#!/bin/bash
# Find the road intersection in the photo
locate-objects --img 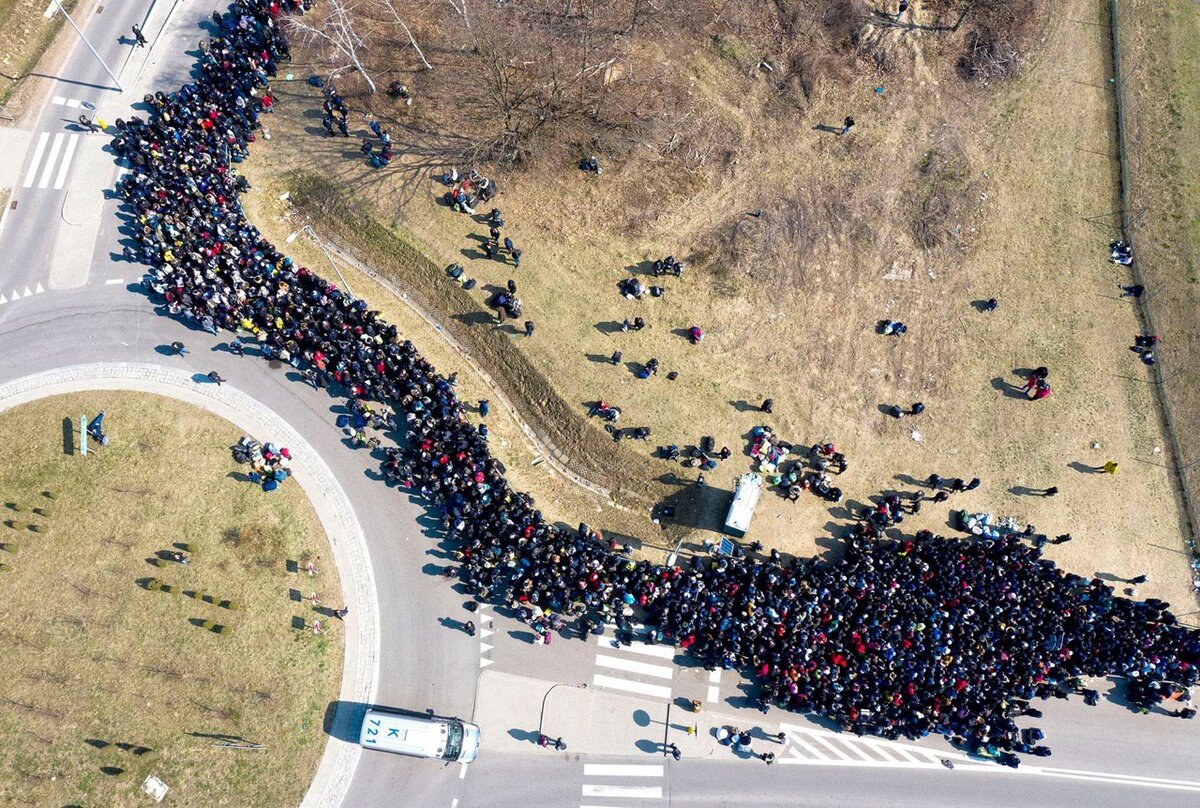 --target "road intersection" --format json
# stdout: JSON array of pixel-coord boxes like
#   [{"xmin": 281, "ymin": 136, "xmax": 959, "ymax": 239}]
[{"xmin": 0, "ymin": 3, "xmax": 1197, "ymax": 807}]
